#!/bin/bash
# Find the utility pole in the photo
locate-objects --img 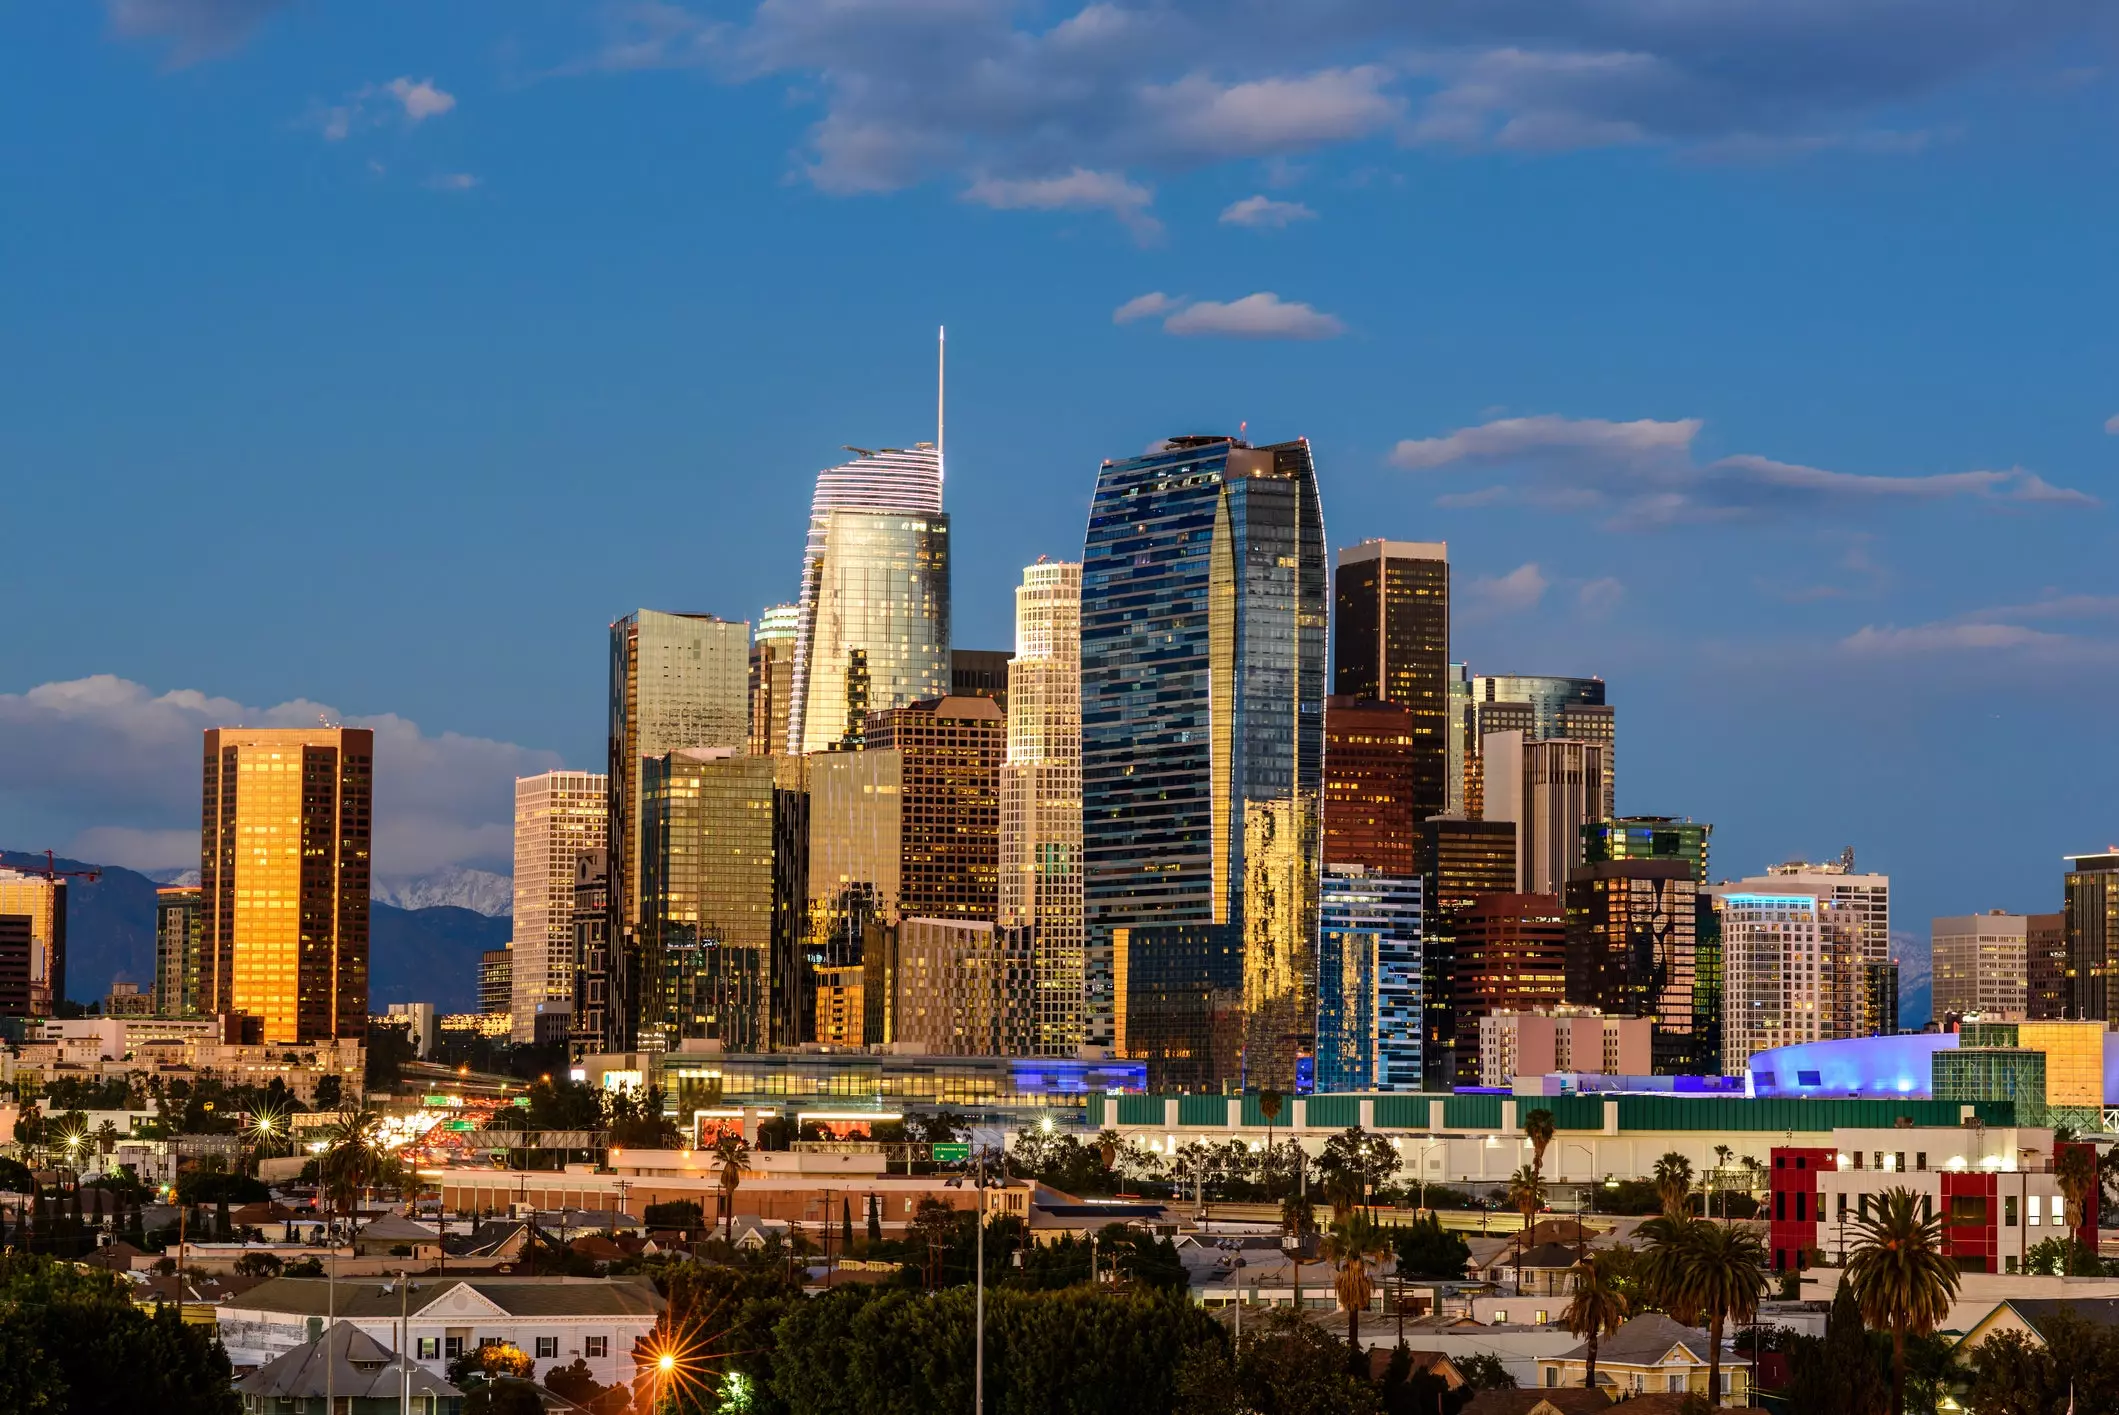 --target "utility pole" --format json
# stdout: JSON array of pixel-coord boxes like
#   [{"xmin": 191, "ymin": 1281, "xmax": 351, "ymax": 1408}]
[
  {"xmin": 974, "ymin": 1147, "xmax": 988, "ymax": 1415},
  {"xmin": 398, "ymin": 1270, "xmax": 412, "ymax": 1415}
]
